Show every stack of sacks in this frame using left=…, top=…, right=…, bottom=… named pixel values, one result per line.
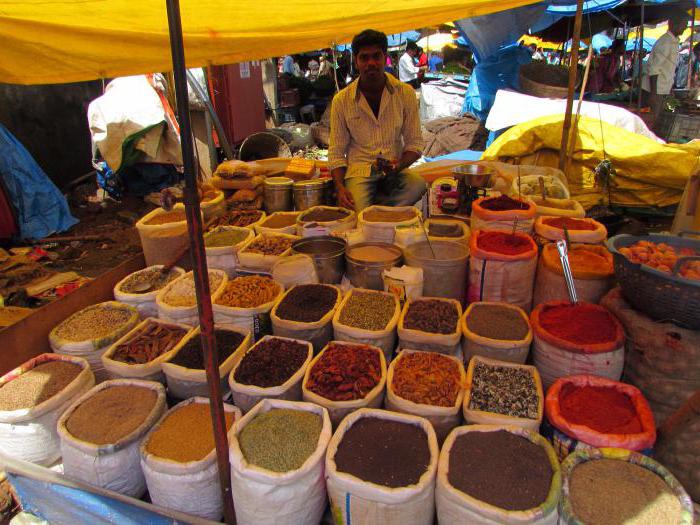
left=213, top=160, right=265, bottom=210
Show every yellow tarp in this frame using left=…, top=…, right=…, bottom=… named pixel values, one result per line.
left=482, top=115, right=700, bottom=209
left=0, top=0, right=538, bottom=85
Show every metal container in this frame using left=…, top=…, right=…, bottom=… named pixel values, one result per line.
left=320, top=177, right=335, bottom=205
left=293, top=179, right=325, bottom=211
left=264, top=176, right=294, bottom=213
left=291, top=236, right=347, bottom=284
left=345, top=242, right=403, bottom=290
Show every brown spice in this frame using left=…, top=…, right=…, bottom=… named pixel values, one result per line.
left=208, top=210, right=263, bottom=229
left=392, top=352, right=461, bottom=407
left=145, top=403, right=235, bottom=462
left=306, top=343, right=381, bottom=401
left=111, top=320, right=188, bottom=365
left=66, top=386, right=158, bottom=445
left=346, top=245, right=400, bottom=263
left=261, top=213, right=299, bottom=228
left=0, top=361, right=82, bottom=411
left=300, top=208, right=350, bottom=223
left=244, top=234, right=294, bottom=255
left=569, top=459, right=682, bottom=525
left=144, top=211, right=186, bottom=225
left=362, top=209, right=417, bottom=222
left=403, top=299, right=459, bottom=334
left=215, top=276, right=280, bottom=308
left=466, top=304, right=529, bottom=341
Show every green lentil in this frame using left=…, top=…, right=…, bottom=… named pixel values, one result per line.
left=338, top=290, right=395, bottom=331
left=204, top=229, right=250, bottom=248
left=238, top=408, right=322, bottom=472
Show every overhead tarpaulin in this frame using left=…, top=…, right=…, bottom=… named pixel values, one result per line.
left=0, top=0, right=541, bottom=85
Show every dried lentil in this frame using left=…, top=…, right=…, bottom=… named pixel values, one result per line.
left=0, top=361, right=81, bottom=411
left=120, top=268, right=179, bottom=294
left=403, top=299, right=458, bottom=334
left=215, top=276, right=280, bottom=308
left=306, top=343, right=381, bottom=401
left=111, top=320, right=188, bottom=365
left=234, top=338, right=308, bottom=387
left=65, top=385, right=157, bottom=445
left=569, top=459, right=682, bottom=525
left=362, top=209, right=417, bottom=222
left=466, top=304, right=529, bottom=341
left=275, top=284, right=338, bottom=323
left=392, top=352, right=461, bottom=407
left=54, top=305, right=133, bottom=342
left=170, top=329, right=245, bottom=370
left=468, top=362, right=539, bottom=419
left=338, top=290, right=395, bottom=331
left=260, top=213, right=299, bottom=228
left=244, top=234, right=294, bottom=256
left=300, top=208, right=350, bottom=222
left=448, top=430, right=553, bottom=511
left=208, top=210, right=263, bottom=229
left=334, top=417, right=429, bottom=487
left=161, top=272, right=224, bottom=307
left=144, top=211, right=186, bottom=225
left=145, top=403, right=235, bottom=462
left=238, top=408, right=322, bottom=472
left=204, top=228, right=250, bottom=247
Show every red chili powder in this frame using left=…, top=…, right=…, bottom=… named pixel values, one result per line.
left=543, top=217, right=597, bottom=231
left=538, top=303, right=618, bottom=345
left=479, top=195, right=530, bottom=211
left=559, top=383, right=642, bottom=434
left=477, top=231, right=532, bottom=256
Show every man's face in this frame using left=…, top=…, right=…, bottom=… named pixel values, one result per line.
left=669, top=19, right=687, bottom=37
left=355, top=45, right=386, bottom=82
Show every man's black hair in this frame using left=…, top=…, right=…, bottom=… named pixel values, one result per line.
left=352, top=29, right=388, bottom=55
left=406, top=40, right=419, bottom=52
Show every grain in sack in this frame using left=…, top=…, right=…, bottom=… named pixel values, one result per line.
left=303, top=341, right=387, bottom=426
left=325, top=408, right=439, bottom=525
left=332, top=288, right=400, bottom=361
left=238, top=232, right=299, bottom=272
left=203, top=226, right=254, bottom=277
left=113, top=265, right=185, bottom=318
left=531, top=301, right=625, bottom=388
left=255, top=212, right=300, bottom=235
left=437, top=425, right=561, bottom=525
left=296, top=206, right=357, bottom=236
left=386, top=350, right=465, bottom=442
left=461, top=302, right=532, bottom=364
left=471, top=195, right=536, bottom=234
left=140, top=397, right=241, bottom=520
left=228, top=336, right=313, bottom=413
left=229, top=399, right=332, bottom=525
left=57, top=379, right=166, bottom=497
left=534, top=216, right=607, bottom=244
left=359, top=205, right=421, bottom=244
left=156, top=269, right=227, bottom=326
left=398, top=297, right=462, bottom=355
left=0, top=354, right=94, bottom=466
left=468, top=230, right=538, bottom=312
left=49, top=301, right=140, bottom=382
left=162, top=326, right=250, bottom=399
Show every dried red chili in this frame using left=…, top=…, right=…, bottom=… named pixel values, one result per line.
left=538, top=303, right=618, bottom=345
left=306, top=343, right=381, bottom=401
left=543, top=217, right=597, bottom=231
left=476, top=231, right=533, bottom=256
left=559, top=383, right=642, bottom=434
left=479, top=195, right=530, bottom=211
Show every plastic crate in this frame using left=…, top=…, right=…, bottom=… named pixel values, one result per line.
left=655, top=111, right=700, bottom=143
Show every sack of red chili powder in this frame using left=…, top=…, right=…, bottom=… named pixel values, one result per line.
left=471, top=195, right=536, bottom=234
left=533, top=244, right=614, bottom=307
left=468, top=230, right=538, bottom=312
left=302, top=341, right=387, bottom=426
left=534, top=216, right=607, bottom=244
left=545, top=375, right=656, bottom=460
left=531, top=301, right=625, bottom=389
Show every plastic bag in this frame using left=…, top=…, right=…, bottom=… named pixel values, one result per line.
left=57, top=379, right=167, bottom=497
left=204, top=226, right=254, bottom=277
left=156, top=270, right=228, bottom=326
left=436, top=424, right=561, bottom=525
left=534, top=217, right=607, bottom=244
left=228, top=336, right=313, bottom=413
left=296, top=206, right=357, bottom=236
left=0, top=354, right=95, bottom=466
left=332, top=288, right=400, bottom=362
left=140, top=397, right=242, bottom=520
left=229, top=399, right=333, bottom=525
left=325, top=408, right=439, bottom=525
left=382, top=266, right=424, bottom=305
left=302, top=341, right=387, bottom=427
left=213, top=279, right=284, bottom=342
left=461, top=302, right=532, bottom=364
left=101, top=318, right=193, bottom=383
left=271, top=255, right=319, bottom=288
left=237, top=232, right=300, bottom=272
left=385, top=349, right=465, bottom=442
left=397, top=297, right=463, bottom=355
left=358, top=205, right=421, bottom=244
left=471, top=196, right=536, bottom=234
left=113, top=265, right=186, bottom=318
left=463, top=356, right=544, bottom=432
left=161, top=325, right=251, bottom=399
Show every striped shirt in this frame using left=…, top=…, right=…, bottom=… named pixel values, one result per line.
left=328, top=73, right=424, bottom=179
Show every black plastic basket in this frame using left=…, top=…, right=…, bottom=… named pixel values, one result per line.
left=607, top=233, right=700, bottom=329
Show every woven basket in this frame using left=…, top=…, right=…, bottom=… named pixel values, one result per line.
left=607, top=233, right=700, bottom=329
left=519, top=63, right=573, bottom=99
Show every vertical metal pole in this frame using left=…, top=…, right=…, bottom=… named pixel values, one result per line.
left=688, top=5, right=696, bottom=88
left=559, top=0, right=585, bottom=172
left=637, top=1, right=646, bottom=109
left=164, top=1, right=236, bottom=523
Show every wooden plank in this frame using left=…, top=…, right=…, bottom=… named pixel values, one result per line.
left=0, top=254, right=145, bottom=375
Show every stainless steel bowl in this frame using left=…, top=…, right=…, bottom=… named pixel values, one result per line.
left=451, top=164, right=495, bottom=188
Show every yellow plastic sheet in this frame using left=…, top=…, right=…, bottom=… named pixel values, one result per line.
left=482, top=114, right=700, bottom=210
left=0, top=0, right=538, bottom=85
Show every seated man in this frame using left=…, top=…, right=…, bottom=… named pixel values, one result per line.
left=328, top=29, right=427, bottom=211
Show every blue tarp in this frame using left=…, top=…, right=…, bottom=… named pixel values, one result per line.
left=0, top=123, right=77, bottom=240
left=546, top=0, right=626, bottom=15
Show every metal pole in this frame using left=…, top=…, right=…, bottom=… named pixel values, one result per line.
left=164, top=1, right=236, bottom=523
left=559, top=0, right=585, bottom=172
left=688, top=5, right=696, bottom=88
left=636, top=0, right=645, bottom=109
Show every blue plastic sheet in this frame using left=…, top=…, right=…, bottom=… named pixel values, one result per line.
left=0, top=124, right=77, bottom=240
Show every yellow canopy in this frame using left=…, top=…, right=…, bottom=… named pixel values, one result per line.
left=417, top=33, right=457, bottom=51
left=519, top=34, right=562, bottom=50
left=0, top=0, right=538, bottom=85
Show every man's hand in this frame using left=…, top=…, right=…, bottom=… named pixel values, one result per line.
left=336, top=183, right=356, bottom=210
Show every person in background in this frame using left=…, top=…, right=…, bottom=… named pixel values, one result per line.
left=589, top=39, right=626, bottom=93
left=429, top=51, right=444, bottom=72
left=306, top=58, right=320, bottom=80
left=399, top=41, right=422, bottom=88
left=318, top=54, right=333, bottom=78
left=642, top=15, right=689, bottom=121
left=385, top=54, right=396, bottom=76
left=533, top=47, right=545, bottom=61
left=675, top=42, right=700, bottom=89
left=328, top=29, right=426, bottom=211
left=418, top=47, right=429, bottom=68
left=282, top=55, right=295, bottom=75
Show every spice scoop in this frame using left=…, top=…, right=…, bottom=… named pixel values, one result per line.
left=556, top=240, right=578, bottom=304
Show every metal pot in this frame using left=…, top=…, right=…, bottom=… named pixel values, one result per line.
left=291, top=236, right=347, bottom=284
left=264, top=177, right=294, bottom=213
left=293, top=179, right=325, bottom=211
left=345, top=242, right=403, bottom=290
